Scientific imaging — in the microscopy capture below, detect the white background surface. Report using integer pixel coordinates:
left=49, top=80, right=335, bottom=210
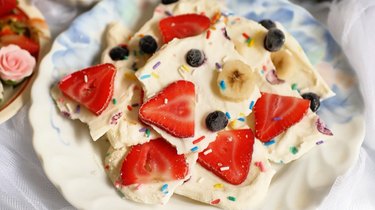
left=1, top=0, right=375, bottom=209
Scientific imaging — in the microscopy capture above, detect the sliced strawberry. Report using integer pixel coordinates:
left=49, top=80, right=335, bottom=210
left=159, top=14, right=211, bottom=43
left=1, top=7, right=29, bottom=21
left=254, top=92, right=310, bottom=142
left=0, top=35, right=39, bottom=55
left=198, top=129, right=254, bottom=185
left=0, top=0, right=17, bottom=17
left=121, top=138, right=189, bottom=186
left=139, top=80, right=195, bottom=138
left=0, top=25, right=15, bottom=36
left=58, top=63, right=116, bottom=116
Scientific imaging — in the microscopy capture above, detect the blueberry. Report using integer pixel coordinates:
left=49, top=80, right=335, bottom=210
left=206, top=111, right=228, bottom=132
left=109, top=46, right=129, bottom=61
left=264, top=28, right=285, bottom=52
left=161, top=0, right=178, bottom=4
left=259, top=19, right=276, bottom=30
left=186, top=49, right=205, bottom=67
left=139, top=35, right=158, bottom=54
left=301, top=92, right=321, bottom=112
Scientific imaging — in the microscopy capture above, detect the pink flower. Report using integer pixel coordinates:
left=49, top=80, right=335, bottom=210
left=0, top=44, right=36, bottom=84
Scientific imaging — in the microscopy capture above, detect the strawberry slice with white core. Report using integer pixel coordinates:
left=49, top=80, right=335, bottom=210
left=254, top=92, right=310, bottom=142
left=139, top=80, right=195, bottom=138
left=58, top=63, right=116, bottom=116
left=121, top=138, right=189, bottom=186
left=159, top=14, right=211, bottom=43
left=198, top=129, right=254, bottom=185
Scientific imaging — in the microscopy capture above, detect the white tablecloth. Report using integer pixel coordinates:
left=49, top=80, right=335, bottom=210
left=1, top=0, right=374, bottom=209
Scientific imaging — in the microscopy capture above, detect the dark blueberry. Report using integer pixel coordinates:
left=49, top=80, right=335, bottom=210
left=161, top=0, right=179, bottom=4
left=259, top=19, right=277, bottom=30
left=301, top=92, right=321, bottom=112
left=264, top=28, right=285, bottom=52
left=186, top=49, right=205, bottom=67
left=206, top=111, right=228, bottom=132
left=139, top=35, right=158, bottom=54
left=109, top=46, right=129, bottom=61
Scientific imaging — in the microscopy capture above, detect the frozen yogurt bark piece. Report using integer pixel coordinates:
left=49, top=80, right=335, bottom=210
left=250, top=61, right=333, bottom=163
left=52, top=0, right=225, bottom=143
left=176, top=129, right=275, bottom=210
left=51, top=23, right=135, bottom=141
left=105, top=138, right=197, bottom=205
left=135, top=22, right=261, bottom=154
left=226, top=16, right=334, bottom=100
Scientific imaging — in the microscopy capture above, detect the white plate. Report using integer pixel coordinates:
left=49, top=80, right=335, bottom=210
left=30, top=0, right=366, bottom=209
left=0, top=0, right=50, bottom=124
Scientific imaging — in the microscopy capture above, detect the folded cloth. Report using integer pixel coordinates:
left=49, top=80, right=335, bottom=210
left=319, top=0, right=375, bottom=209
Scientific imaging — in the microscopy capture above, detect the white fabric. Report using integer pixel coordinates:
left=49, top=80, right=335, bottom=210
left=0, top=0, right=374, bottom=209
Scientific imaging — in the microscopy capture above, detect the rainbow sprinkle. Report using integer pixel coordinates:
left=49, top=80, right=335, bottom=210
left=227, top=196, right=236, bottom=202
left=219, top=80, right=226, bottom=90
left=273, top=117, right=282, bottom=121
left=139, top=127, right=147, bottom=132
left=145, top=129, right=151, bottom=138
left=75, top=105, right=81, bottom=114
left=127, top=105, right=133, bottom=111
left=153, top=61, right=161, bottom=70
left=255, top=161, right=266, bottom=172
left=180, top=64, right=191, bottom=73
left=249, top=101, right=255, bottom=110
left=135, top=184, right=142, bottom=190
left=112, top=98, right=117, bottom=105
left=291, top=83, right=298, bottom=90
left=83, top=75, right=88, bottom=83
left=242, top=33, right=250, bottom=40
left=140, top=74, right=151, bottom=80
left=220, top=166, right=230, bottom=171
left=264, top=139, right=276, bottom=146
left=247, top=38, right=255, bottom=47
left=211, top=199, right=221, bottom=205
left=151, top=72, right=159, bottom=79
left=193, top=136, right=206, bottom=144
left=191, top=146, right=199, bottom=152
left=206, top=30, right=211, bottom=39
left=161, top=184, right=168, bottom=193
left=165, top=10, right=173, bottom=16
left=225, top=112, right=231, bottom=119
left=237, top=117, right=245, bottom=122
left=316, top=140, right=324, bottom=145
left=203, top=149, right=212, bottom=155
left=213, top=183, right=224, bottom=189
left=290, top=146, right=299, bottom=155
left=215, top=62, right=222, bottom=71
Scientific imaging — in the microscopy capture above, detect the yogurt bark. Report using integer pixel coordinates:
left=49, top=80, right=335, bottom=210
left=226, top=17, right=334, bottom=100
left=176, top=140, right=275, bottom=210
left=135, top=22, right=261, bottom=154
left=105, top=139, right=197, bottom=205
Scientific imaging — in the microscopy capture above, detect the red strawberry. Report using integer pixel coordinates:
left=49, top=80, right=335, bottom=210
left=0, top=35, right=39, bottom=55
left=121, top=138, right=189, bottom=186
left=159, top=14, right=211, bottom=43
left=0, top=25, right=15, bottom=36
left=198, top=129, right=254, bottom=185
left=1, top=8, right=29, bottom=21
left=139, top=80, right=195, bottom=138
left=58, top=63, right=116, bottom=116
left=254, top=92, right=310, bottom=142
left=0, top=0, right=17, bottom=17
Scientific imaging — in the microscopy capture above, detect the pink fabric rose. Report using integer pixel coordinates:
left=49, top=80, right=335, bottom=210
left=0, top=44, right=36, bottom=84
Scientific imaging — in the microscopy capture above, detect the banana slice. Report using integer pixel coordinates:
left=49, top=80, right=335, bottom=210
left=217, top=60, right=256, bottom=101
left=271, top=50, right=295, bottom=79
